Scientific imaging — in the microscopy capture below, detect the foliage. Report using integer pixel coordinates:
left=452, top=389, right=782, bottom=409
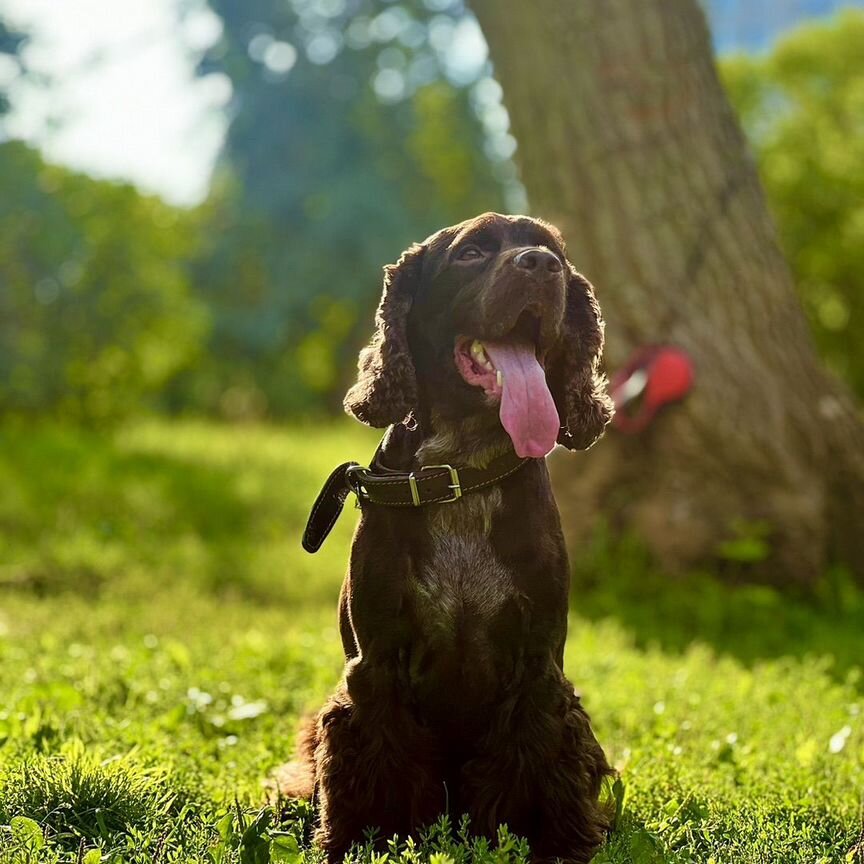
left=0, top=142, right=208, bottom=424
left=3, top=7, right=863, bottom=423
left=0, top=420, right=862, bottom=862
left=0, top=15, right=26, bottom=120
left=721, top=10, right=864, bottom=398
left=186, top=0, right=510, bottom=418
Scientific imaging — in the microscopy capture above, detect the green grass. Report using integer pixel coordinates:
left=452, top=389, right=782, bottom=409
left=0, top=420, right=862, bottom=863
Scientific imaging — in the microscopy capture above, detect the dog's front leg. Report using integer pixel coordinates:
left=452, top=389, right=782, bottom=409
left=459, top=663, right=613, bottom=864
left=313, top=669, right=444, bottom=862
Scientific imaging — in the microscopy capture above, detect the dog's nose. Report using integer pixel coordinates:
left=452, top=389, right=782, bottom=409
left=513, top=247, right=562, bottom=275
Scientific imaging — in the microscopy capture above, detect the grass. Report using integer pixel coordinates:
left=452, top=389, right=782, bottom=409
left=0, top=419, right=862, bottom=863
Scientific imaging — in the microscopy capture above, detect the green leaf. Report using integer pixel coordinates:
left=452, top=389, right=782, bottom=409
left=717, top=536, right=771, bottom=563
left=240, top=809, right=272, bottom=864
left=628, top=828, right=665, bottom=864
left=11, top=816, right=45, bottom=850
left=662, top=798, right=681, bottom=817
left=270, top=834, right=301, bottom=863
left=216, top=810, right=237, bottom=845
left=83, top=850, right=103, bottom=864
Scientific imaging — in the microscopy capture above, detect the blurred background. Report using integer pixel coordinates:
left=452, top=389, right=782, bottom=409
left=1, top=0, right=862, bottom=426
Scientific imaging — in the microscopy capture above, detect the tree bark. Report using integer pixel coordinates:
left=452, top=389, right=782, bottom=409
left=472, top=0, right=864, bottom=584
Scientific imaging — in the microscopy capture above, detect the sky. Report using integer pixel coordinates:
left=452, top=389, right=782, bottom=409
left=0, top=0, right=229, bottom=206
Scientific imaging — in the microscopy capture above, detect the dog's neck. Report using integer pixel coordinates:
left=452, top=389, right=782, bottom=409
left=414, top=409, right=513, bottom=470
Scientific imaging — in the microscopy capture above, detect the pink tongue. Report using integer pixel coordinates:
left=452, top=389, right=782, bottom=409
left=484, top=340, right=560, bottom=458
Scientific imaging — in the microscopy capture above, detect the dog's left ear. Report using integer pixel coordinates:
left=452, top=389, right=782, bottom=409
left=343, top=243, right=425, bottom=427
left=546, top=265, right=614, bottom=450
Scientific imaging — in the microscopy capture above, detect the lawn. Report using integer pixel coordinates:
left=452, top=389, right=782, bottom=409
left=0, top=420, right=862, bottom=863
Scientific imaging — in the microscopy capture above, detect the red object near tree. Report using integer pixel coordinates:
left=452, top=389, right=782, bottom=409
left=611, top=347, right=695, bottom=434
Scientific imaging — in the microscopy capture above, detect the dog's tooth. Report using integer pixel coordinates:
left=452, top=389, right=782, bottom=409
left=496, top=370, right=503, bottom=387
left=471, top=340, right=495, bottom=370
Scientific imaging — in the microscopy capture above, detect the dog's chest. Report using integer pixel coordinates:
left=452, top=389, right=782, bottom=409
left=411, top=487, right=516, bottom=632
left=402, top=486, right=529, bottom=716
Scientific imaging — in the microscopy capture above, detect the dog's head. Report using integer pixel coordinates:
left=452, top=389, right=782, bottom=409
left=344, top=212, right=613, bottom=457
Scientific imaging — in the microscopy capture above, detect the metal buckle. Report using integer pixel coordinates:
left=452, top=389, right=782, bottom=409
left=408, top=464, right=462, bottom=506
left=345, top=465, right=368, bottom=508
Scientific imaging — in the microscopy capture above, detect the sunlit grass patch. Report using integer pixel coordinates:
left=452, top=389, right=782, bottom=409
left=0, top=744, right=194, bottom=855
left=0, top=420, right=862, bottom=863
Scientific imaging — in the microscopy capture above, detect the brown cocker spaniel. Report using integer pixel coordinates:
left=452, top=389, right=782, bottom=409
left=276, top=213, right=614, bottom=863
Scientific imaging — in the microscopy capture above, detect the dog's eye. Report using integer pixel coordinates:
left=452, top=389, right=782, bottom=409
left=456, top=245, right=484, bottom=262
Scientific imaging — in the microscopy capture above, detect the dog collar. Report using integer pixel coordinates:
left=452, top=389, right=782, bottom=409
left=302, top=444, right=530, bottom=553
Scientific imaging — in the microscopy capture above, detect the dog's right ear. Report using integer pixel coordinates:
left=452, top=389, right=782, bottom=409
left=344, top=243, right=425, bottom=427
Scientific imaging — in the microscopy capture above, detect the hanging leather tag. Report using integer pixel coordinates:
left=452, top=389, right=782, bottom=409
left=302, top=461, right=359, bottom=553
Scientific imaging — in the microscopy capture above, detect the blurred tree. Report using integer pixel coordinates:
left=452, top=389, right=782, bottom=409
left=0, top=16, right=26, bottom=121
left=0, top=142, right=207, bottom=424
left=189, top=0, right=508, bottom=418
left=721, top=10, right=864, bottom=400
left=472, top=0, right=864, bottom=584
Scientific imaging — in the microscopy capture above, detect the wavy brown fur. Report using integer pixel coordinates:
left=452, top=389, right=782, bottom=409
left=274, top=214, right=614, bottom=863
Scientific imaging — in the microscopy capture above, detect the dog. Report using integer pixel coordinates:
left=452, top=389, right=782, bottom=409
left=277, top=212, right=614, bottom=863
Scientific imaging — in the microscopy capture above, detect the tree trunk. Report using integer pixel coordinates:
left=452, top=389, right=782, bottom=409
left=472, top=0, right=864, bottom=584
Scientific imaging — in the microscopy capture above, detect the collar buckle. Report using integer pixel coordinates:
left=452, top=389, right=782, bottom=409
left=345, top=464, right=368, bottom=508
left=408, top=463, right=462, bottom=506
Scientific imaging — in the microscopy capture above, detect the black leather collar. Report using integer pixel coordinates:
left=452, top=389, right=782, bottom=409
left=302, top=434, right=530, bottom=553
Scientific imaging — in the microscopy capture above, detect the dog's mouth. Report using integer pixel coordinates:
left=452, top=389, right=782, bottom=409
left=454, top=313, right=560, bottom=459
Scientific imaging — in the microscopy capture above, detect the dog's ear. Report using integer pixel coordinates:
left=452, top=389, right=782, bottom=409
left=547, top=265, right=614, bottom=450
left=343, top=242, right=425, bottom=427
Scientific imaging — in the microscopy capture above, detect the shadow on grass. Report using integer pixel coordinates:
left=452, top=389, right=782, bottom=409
left=570, top=528, right=864, bottom=687
left=0, top=424, right=265, bottom=599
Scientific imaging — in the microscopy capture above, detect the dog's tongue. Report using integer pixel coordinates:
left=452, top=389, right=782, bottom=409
left=483, top=340, right=560, bottom=458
